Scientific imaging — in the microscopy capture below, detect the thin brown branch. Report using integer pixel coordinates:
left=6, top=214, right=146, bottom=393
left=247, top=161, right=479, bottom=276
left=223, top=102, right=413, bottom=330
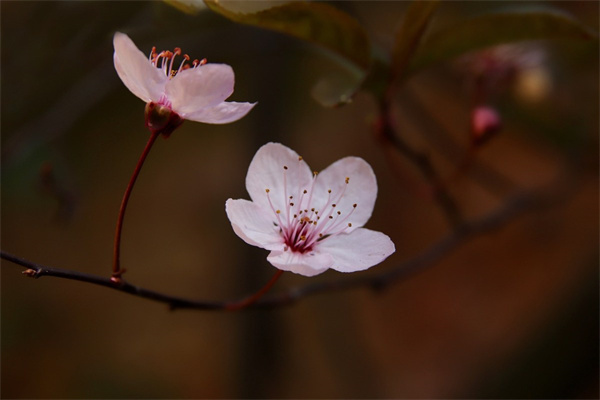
left=257, top=189, right=543, bottom=308
left=376, top=98, right=463, bottom=227
left=399, top=86, right=516, bottom=198
left=2, top=252, right=222, bottom=310
left=2, top=189, right=551, bottom=312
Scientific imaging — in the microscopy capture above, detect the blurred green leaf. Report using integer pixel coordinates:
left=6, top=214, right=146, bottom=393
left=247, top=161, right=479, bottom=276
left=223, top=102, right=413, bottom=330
left=311, top=75, right=364, bottom=107
left=205, top=1, right=291, bottom=14
left=407, top=9, right=598, bottom=76
left=311, top=70, right=361, bottom=107
left=392, top=0, right=440, bottom=78
left=204, top=0, right=371, bottom=106
left=205, top=0, right=370, bottom=70
left=165, top=0, right=207, bottom=14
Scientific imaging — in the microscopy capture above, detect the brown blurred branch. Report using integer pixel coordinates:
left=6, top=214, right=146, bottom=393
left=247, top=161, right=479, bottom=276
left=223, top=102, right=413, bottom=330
left=1, top=187, right=554, bottom=311
left=376, top=98, right=464, bottom=227
left=399, top=87, right=516, bottom=198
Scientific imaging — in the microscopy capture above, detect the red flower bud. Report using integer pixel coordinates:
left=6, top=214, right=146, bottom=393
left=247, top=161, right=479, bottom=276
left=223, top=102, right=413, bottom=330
left=471, top=106, right=502, bottom=146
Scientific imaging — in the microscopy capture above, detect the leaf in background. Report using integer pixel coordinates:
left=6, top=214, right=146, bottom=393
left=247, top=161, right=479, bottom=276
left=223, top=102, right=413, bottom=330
left=210, top=1, right=291, bottom=14
left=407, top=8, right=598, bottom=77
left=165, top=0, right=207, bottom=14
left=392, top=0, right=440, bottom=79
left=204, top=0, right=371, bottom=106
left=311, top=69, right=362, bottom=107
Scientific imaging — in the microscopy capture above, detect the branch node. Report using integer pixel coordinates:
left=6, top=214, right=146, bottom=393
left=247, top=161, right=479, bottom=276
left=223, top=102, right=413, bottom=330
left=110, top=268, right=127, bottom=285
left=22, top=268, right=40, bottom=278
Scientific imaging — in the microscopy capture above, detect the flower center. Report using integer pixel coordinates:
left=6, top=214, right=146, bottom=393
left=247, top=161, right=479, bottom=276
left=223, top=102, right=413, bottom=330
left=264, top=157, right=358, bottom=254
left=149, top=46, right=207, bottom=79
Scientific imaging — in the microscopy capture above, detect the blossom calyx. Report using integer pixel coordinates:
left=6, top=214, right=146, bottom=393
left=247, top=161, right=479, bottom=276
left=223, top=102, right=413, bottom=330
left=144, top=102, right=183, bottom=137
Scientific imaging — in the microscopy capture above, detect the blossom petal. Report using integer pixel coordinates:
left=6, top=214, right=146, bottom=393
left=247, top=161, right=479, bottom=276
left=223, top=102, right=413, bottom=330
left=316, top=228, right=395, bottom=273
left=165, top=64, right=236, bottom=114
left=245, top=143, right=313, bottom=214
left=267, top=250, right=334, bottom=277
left=225, top=199, right=283, bottom=251
left=184, top=101, right=256, bottom=124
left=113, top=32, right=166, bottom=103
left=312, top=157, right=377, bottom=231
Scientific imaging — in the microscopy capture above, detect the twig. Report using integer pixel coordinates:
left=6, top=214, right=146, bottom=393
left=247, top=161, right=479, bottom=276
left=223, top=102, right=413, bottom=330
left=1, top=189, right=548, bottom=312
left=3, top=252, right=222, bottom=310
left=258, top=190, right=540, bottom=307
left=376, top=98, right=464, bottom=227
left=399, top=87, right=516, bottom=198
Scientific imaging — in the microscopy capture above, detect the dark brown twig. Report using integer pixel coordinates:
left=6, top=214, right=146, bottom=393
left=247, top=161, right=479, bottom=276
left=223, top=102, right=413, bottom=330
left=2, top=189, right=549, bottom=312
left=376, top=98, right=464, bottom=227
left=398, top=86, right=516, bottom=198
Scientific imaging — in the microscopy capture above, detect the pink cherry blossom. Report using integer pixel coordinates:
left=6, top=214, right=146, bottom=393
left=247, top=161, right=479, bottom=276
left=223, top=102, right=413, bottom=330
left=226, top=143, right=395, bottom=277
left=113, top=32, right=255, bottom=125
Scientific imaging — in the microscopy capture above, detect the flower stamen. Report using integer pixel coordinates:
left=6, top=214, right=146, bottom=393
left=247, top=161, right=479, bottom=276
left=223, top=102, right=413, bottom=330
left=150, top=46, right=204, bottom=79
left=268, top=172, right=359, bottom=254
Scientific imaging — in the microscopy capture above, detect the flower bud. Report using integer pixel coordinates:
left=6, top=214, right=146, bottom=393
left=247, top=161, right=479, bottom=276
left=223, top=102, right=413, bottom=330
left=471, top=106, right=501, bottom=147
left=144, top=102, right=183, bottom=137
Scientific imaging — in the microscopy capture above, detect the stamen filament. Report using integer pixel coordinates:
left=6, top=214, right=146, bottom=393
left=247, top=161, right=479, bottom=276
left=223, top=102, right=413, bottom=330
left=265, top=189, right=284, bottom=228
left=178, top=54, right=190, bottom=74
left=326, top=204, right=358, bottom=233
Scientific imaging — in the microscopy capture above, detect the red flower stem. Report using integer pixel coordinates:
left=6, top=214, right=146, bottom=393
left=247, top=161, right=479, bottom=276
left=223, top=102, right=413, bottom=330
left=226, top=270, right=284, bottom=311
left=112, top=131, right=160, bottom=281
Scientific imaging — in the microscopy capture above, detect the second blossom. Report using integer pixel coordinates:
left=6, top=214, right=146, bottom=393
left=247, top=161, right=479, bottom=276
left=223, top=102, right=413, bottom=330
left=113, top=32, right=255, bottom=127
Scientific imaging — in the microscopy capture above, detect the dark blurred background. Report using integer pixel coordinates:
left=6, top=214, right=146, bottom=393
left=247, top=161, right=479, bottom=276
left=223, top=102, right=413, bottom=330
left=2, top=1, right=598, bottom=398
